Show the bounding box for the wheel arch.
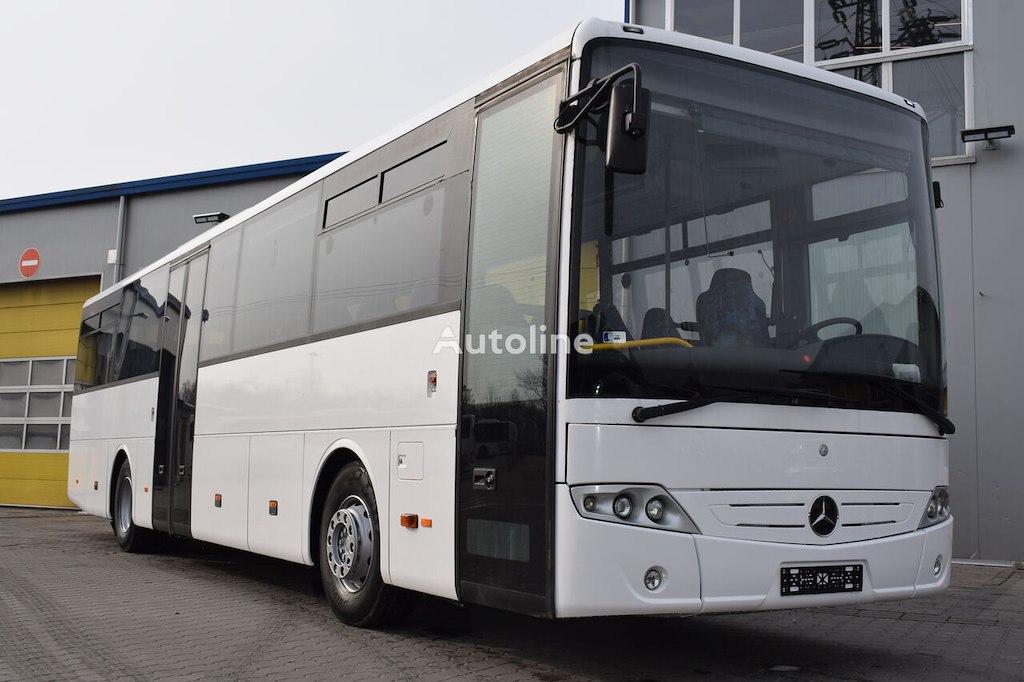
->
[108,446,131,520]
[307,444,366,568]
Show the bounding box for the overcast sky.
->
[0,1,623,200]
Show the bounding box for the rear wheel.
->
[318,461,415,627]
[112,459,154,553]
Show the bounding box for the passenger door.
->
[457,66,564,616]
[152,251,208,537]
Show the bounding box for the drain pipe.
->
[114,195,128,284]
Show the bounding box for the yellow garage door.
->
[0,276,100,507]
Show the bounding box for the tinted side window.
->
[381,143,447,202]
[312,179,467,335]
[233,185,320,353]
[116,268,168,380]
[76,303,120,389]
[324,177,378,229]
[200,229,241,362]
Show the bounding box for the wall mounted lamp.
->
[960,125,1016,151]
[193,211,230,225]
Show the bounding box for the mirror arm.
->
[554,62,645,136]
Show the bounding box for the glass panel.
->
[25,424,58,450]
[635,0,666,28]
[809,223,918,340]
[570,43,942,416]
[324,177,378,228]
[816,0,881,60]
[28,392,61,418]
[674,0,733,43]
[59,424,70,451]
[234,186,319,353]
[833,64,881,87]
[893,53,965,157]
[0,424,22,449]
[313,186,452,333]
[117,268,167,380]
[740,0,804,61]
[459,73,561,598]
[30,359,64,386]
[62,391,72,418]
[381,143,446,202]
[200,229,241,362]
[0,361,29,387]
[0,392,26,418]
[812,169,908,219]
[892,0,962,49]
[64,359,75,385]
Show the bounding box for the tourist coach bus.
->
[69,18,953,626]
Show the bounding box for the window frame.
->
[630,0,973,161]
[0,357,76,452]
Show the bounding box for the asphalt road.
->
[0,508,1021,681]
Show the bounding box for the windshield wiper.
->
[632,386,829,423]
[783,369,955,436]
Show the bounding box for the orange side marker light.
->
[421,518,433,528]
[400,513,419,528]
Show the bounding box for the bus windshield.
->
[568,41,944,415]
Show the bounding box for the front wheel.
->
[318,462,415,627]
[112,459,154,553]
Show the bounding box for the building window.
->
[892,52,966,157]
[631,0,971,159]
[0,357,76,451]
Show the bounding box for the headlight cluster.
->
[570,484,699,533]
[918,486,951,528]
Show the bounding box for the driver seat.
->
[696,268,769,347]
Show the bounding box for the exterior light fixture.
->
[193,211,230,225]
[960,125,1016,150]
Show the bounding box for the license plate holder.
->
[780,564,863,596]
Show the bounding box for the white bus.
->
[69,18,953,627]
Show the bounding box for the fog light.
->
[934,555,943,576]
[583,495,597,512]
[645,497,665,522]
[613,495,633,519]
[644,568,663,591]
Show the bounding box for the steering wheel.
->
[791,317,862,347]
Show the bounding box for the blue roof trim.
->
[0,152,344,214]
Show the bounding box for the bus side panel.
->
[67,438,109,517]
[248,433,304,562]
[68,378,158,518]
[388,425,458,600]
[191,434,251,552]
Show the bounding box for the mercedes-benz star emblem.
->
[809,496,839,537]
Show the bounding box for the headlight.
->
[918,486,951,529]
[570,484,699,533]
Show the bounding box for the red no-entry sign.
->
[19,248,40,278]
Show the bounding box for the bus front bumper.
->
[554,486,952,618]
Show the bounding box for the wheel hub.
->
[325,496,373,593]
[115,475,132,537]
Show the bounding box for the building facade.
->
[630,0,1022,562]
[0,154,341,507]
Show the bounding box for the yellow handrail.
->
[583,336,694,352]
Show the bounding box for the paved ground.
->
[0,509,1021,681]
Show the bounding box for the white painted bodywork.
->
[190,311,460,599]
[69,18,949,617]
[68,377,158,528]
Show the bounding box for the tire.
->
[318,461,416,627]
[111,459,154,553]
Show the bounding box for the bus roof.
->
[86,17,923,308]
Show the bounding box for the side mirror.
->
[606,82,651,175]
